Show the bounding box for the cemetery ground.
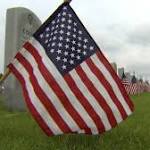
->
[0,93,150,150]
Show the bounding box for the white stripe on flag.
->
[69,69,111,131]
[81,61,122,123]
[19,48,80,133]
[13,59,63,135]
[91,54,132,115]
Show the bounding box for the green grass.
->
[0,93,150,150]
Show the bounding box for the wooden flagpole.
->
[0,68,10,85]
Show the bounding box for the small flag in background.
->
[121,72,130,95]
[8,2,134,136]
[129,75,138,95]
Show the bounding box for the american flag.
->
[121,72,130,94]
[129,83,138,95]
[128,75,137,95]
[8,2,134,136]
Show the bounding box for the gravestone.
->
[118,67,124,79]
[4,7,42,111]
[111,62,117,73]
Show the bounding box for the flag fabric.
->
[8,2,134,136]
[129,75,137,95]
[129,83,138,95]
[121,72,131,94]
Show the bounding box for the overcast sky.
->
[0,0,150,81]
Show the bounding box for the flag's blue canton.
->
[34,4,98,75]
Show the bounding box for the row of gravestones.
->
[4,7,42,111]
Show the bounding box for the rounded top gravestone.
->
[4,7,42,111]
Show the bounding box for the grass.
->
[0,93,150,150]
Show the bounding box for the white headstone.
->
[111,62,117,73]
[4,7,42,111]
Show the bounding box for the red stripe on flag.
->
[8,64,53,136]
[86,58,128,120]
[75,65,117,128]
[96,52,134,111]
[23,42,92,134]
[64,73,105,133]
[15,53,72,133]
